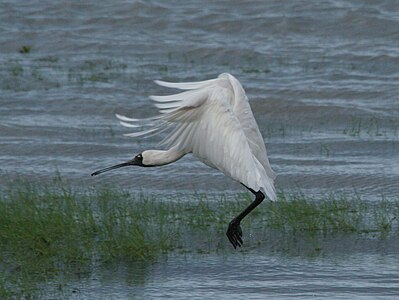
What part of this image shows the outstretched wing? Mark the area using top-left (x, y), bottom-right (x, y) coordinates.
top-left (117, 73), bottom-right (276, 200)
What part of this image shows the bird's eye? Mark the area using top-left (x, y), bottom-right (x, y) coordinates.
top-left (137, 154), bottom-right (142, 160)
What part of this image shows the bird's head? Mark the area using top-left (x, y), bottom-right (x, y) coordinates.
top-left (91, 152), bottom-right (148, 176)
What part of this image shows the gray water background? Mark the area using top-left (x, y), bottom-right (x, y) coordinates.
top-left (1, 0), bottom-right (399, 298)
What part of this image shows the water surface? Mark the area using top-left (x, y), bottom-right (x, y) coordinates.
top-left (1, 0), bottom-right (399, 298)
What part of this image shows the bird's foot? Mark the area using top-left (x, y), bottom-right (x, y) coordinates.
top-left (226, 219), bottom-right (243, 249)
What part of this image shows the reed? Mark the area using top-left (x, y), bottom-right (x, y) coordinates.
top-left (0, 182), bottom-right (398, 297)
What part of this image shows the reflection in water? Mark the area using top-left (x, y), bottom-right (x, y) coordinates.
top-left (56, 246), bottom-right (399, 299)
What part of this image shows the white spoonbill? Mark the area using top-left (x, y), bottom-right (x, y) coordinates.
top-left (91, 73), bottom-right (276, 249)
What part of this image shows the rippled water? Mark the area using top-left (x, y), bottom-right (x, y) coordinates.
top-left (1, 0), bottom-right (399, 298)
top-left (68, 252), bottom-right (399, 299)
top-left (45, 231), bottom-right (399, 299)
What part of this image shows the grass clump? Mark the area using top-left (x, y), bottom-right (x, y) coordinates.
top-left (265, 192), bottom-right (366, 234)
top-left (19, 45), bottom-right (31, 54)
top-left (263, 192), bottom-right (399, 236)
top-left (0, 184), bottom-right (162, 297)
top-left (0, 182), bottom-right (398, 297)
top-left (342, 115), bottom-right (399, 137)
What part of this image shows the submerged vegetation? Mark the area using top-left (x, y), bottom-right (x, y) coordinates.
top-left (2, 53), bottom-right (399, 139)
top-left (0, 182), bottom-right (398, 297)
top-left (342, 115), bottom-right (399, 137)
top-left (18, 45), bottom-right (31, 54)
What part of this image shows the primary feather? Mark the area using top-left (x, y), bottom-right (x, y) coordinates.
top-left (117, 73), bottom-right (277, 200)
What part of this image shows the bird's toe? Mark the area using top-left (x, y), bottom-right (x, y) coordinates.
top-left (226, 220), bottom-right (243, 249)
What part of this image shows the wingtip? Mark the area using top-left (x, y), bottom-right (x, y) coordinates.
top-left (116, 113), bottom-right (140, 122)
top-left (119, 121), bottom-right (140, 128)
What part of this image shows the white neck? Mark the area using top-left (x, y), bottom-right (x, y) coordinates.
top-left (142, 147), bottom-right (186, 166)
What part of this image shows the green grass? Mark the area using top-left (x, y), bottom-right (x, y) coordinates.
top-left (0, 183), bottom-right (398, 297)
top-left (19, 45), bottom-right (31, 54)
top-left (343, 116), bottom-right (399, 137)
top-left (2, 57), bottom-right (130, 91)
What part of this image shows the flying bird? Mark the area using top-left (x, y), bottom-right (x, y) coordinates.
top-left (91, 73), bottom-right (276, 249)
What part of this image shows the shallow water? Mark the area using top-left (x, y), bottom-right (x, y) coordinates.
top-left (1, 0), bottom-right (399, 298)
top-left (55, 242), bottom-right (399, 299)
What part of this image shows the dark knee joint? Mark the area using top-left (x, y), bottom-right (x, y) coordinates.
top-left (255, 191), bottom-right (265, 203)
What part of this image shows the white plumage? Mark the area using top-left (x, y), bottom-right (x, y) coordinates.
top-left (116, 73), bottom-right (276, 201)
top-left (92, 73), bottom-right (276, 248)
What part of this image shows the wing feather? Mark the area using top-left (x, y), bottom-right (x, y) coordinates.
top-left (223, 73), bottom-right (276, 180)
top-left (117, 73), bottom-right (276, 200)
top-left (154, 78), bottom-right (218, 90)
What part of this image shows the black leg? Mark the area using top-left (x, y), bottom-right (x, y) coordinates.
top-left (226, 187), bottom-right (265, 249)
